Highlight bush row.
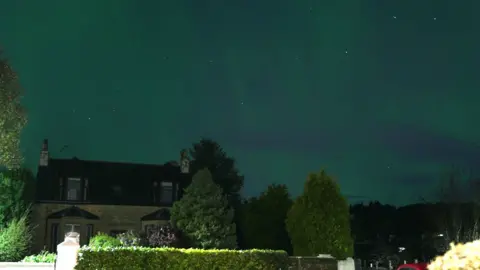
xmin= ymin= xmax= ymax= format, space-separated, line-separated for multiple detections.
xmin=76 ymin=246 xmax=289 ymax=270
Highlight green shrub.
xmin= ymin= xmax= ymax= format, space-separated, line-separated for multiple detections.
xmin=76 ymin=246 xmax=289 ymax=270
xmin=116 ymin=230 xmax=143 ymax=247
xmin=0 ymin=214 xmax=33 ymax=262
xmin=88 ymin=232 xmax=122 ymax=248
xmin=21 ymin=250 xmax=56 ymax=263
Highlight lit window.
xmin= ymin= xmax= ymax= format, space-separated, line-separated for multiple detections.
xmin=67 ymin=178 xmax=81 ymax=200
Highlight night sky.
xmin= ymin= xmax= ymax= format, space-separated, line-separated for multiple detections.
xmin=1 ymin=1 xmax=479 ymax=205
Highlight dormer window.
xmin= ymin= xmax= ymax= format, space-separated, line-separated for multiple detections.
xmin=160 ymin=182 xmax=173 ymax=204
xmin=66 ymin=178 xmax=81 ymax=201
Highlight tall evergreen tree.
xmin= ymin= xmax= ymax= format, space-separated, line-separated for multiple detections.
xmin=171 ymin=168 xmax=237 ymax=249
xmin=240 ymin=184 xmax=292 ymax=253
xmin=286 ymin=169 xmax=353 ymax=259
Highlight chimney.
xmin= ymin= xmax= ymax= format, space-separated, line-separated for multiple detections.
xmin=39 ymin=139 xmax=49 ymax=167
xmin=180 ymin=149 xmax=189 ymax=174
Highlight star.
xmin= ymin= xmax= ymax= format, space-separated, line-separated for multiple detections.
xmin=345 ymin=49 xmax=348 ymax=54
xmin=433 ymin=17 xmax=437 ymax=20
xmin=393 ymin=16 xmax=397 ymax=19
xmin=87 ymin=117 xmax=91 ymax=120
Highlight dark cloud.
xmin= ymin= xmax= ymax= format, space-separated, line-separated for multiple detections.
xmin=392 ymin=172 xmax=438 ymax=186
xmin=218 ymin=128 xmax=344 ymax=155
xmin=378 ymin=124 xmax=480 ymax=168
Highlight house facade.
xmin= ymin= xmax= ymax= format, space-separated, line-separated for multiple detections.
xmin=31 ymin=139 xmax=191 ymax=252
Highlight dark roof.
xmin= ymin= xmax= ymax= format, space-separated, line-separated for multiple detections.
xmin=47 ymin=158 xmax=181 ymax=181
xmin=36 ymin=157 xmax=189 ymax=205
xmin=141 ymin=208 xmax=171 ymax=221
xmin=47 ymin=206 xmax=99 ymax=220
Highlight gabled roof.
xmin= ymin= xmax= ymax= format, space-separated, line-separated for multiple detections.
xmin=47 ymin=206 xmax=99 ymax=220
xmin=141 ymin=208 xmax=171 ymax=221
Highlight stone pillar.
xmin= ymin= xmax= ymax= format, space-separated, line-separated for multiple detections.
xmin=56 ymin=232 xmax=80 ymax=270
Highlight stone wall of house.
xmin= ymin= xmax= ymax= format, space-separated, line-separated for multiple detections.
xmin=31 ymin=203 xmax=168 ymax=252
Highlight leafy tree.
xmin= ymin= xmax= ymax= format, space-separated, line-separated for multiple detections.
xmin=146 ymin=224 xmax=180 ymax=248
xmin=240 ymin=184 xmax=292 ymax=253
xmin=0 ymin=172 xmax=28 ymax=228
xmin=286 ymin=169 xmax=353 ymax=259
xmin=0 ymin=51 xmax=27 ymax=168
xmin=0 ymin=210 xmax=33 ymax=262
xmin=171 ymin=168 xmax=237 ymax=249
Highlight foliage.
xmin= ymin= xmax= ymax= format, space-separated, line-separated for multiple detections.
xmin=147 ymin=224 xmax=180 ymax=248
xmin=21 ymin=250 xmax=56 ymax=263
xmin=171 ymin=168 xmax=237 ymax=249
xmin=0 ymin=51 xmax=27 ymax=168
xmin=116 ymin=230 xmax=143 ymax=247
xmin=428 ymin=240 xmax=480 ymax=270
xmin=75 ymin=246 xmax=289 ymax=270
xmin=0 ymin=172 xmax=28 ymax=227
xmin=188 ymin=138 xmax=246 ymax=247
xmin=2 ymin=168 xmax=35 ymax=205
xmin=286 ymin=169 xmax=353 ymax=259
xmin=188 ymin=138 xmax=244 ymax=205
xmin=88 ymin=232 xmax=122 ymax=248
xmin=0 ymin=211 xmax=33 ymax=262
xmin=240 ymin=184 xmax=292 ymax=253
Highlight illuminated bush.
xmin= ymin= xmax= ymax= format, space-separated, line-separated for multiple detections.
xmin=428 ymin=240 xmax=480 ymax=270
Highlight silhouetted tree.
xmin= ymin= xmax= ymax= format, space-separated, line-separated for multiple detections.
xmin=286 ymin=169 xmax=353 ymax=258
xmin=0 ymin=51 xmax=27 ymax=168
xmin=431 ymin=167 xmax=480 ymax=244
xmin=188 ymin=138 xmax=243 ymax=205
xmin=171 ymin=168 xmax=237 ymax=249
xmin=240 ymin=184 xmax=292 ymax=253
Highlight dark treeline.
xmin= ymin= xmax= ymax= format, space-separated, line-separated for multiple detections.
xmin=350 ymin=201 xmax=480 ymax=264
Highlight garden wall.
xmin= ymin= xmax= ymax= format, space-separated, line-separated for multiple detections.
xmin=0 ymin=262 xmax=54 ymax=269
xmin=288 ymin=256 xmax=354 ymax=270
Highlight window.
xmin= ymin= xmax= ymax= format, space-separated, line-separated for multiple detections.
xmin=86 ymin=224 xmax=94 ymax=244
xmin=64 ymin=224 xmax=80 ymax=239
xmin=160 ymin=182 xmax=173 ymax=203
xmin=66 ymin=178 xmax=81 ymax=200
xmin=50 ymin=223 xmax=59 ymax=252
xmin=144 ymin=224 xmax=155 ymax=237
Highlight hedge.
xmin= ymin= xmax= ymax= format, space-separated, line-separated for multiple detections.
xmin=75 ymin=246 xmax=289 ymax=270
